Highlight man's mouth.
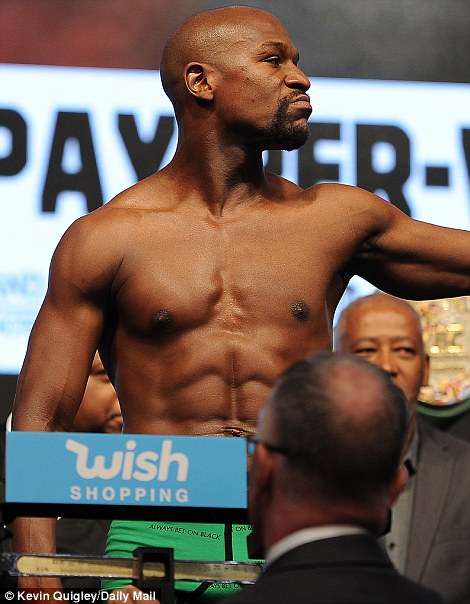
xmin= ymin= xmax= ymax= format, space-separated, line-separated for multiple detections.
xmin=289 ymin=94 xmax=312 ymax=114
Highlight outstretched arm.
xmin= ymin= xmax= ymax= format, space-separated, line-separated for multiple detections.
xmin=346 ymin=186 xmax=470 ymax=300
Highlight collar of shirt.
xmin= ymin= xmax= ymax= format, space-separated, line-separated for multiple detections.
xmin=265 ymin=525 xmax=367 ymax=568
xmin=405 ymin=427 xmax=419 ymax=477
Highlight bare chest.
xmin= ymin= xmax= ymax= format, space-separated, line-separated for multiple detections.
xmin=113 ymin=212 xmax=348 ymax=336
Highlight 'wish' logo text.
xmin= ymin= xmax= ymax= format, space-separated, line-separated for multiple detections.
xmin=66 ymin=438 xmax=189 ymax=482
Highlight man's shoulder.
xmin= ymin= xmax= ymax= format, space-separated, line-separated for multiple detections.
xmin=266 ymin=175 xmax=356 ymax=201
xmin=419 ymin=418 xmax=470 ymax=458
xmin=418 ymin=419 xmax=470 ymax=493
xmin=297 ymin=182 xmax=395 ymax=218
xmin=220 ymin=556 xmax=443 ymax=604
xmin=60 ymin=175 xmax=169 ymax=238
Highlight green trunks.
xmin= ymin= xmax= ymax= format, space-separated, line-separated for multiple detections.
xmin=102 ymin=520 xmax=262 ymax=602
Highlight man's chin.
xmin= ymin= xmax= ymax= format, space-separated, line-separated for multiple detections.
xmin=282 ymin=124 xmax=309 ymax=150
xmin=268 ymin=131 xmax=309 ymax=152
xmin=283 ymin=138 xmax=308 ymax=151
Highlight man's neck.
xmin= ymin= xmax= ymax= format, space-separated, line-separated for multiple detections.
xmin=263 ymin=497 xmax=385 ymax=553
xmin=167 ymin=142 xmax=269 ymax=212
xmin=265 ymin=525 xmax=367 ymax=567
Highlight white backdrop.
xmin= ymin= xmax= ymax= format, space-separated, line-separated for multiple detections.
xmin=1 ymin=64 xmax=469 ymax=373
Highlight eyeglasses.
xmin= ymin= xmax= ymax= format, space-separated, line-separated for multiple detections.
xmin=246 ymin=434 xmax=290 ymax=457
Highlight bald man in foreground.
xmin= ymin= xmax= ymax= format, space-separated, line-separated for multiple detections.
xmin=11 ymin=5 xmax=470 ymax=601
xmin=221 ymin=352 xmax=443 ymax=604
xmin=335 ymin=294 xmax=470 ymax=604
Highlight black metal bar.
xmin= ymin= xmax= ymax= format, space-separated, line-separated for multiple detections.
xmin=134 ymin=546 xmax=174 ymax=602
xmin=0 ymin=502 xmax=248 ymax=525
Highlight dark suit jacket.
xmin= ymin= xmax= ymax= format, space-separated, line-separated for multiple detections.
xmin=404 ymin=420 xmax=470 ymax=604
xmin=223 ymin=534 xmax=443 ymax=604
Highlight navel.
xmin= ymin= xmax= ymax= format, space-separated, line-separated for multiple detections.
xmin=150 ymin=309 xmax=173 ymax=331
xmin=291 ymin=300 xmax=310 ymax=322
xmin=222 ymin=426 xmax=247 ymax=437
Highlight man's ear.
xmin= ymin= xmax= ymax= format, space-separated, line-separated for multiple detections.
xmin=185 ymin=62 xmax=215 ymax=101
xmin=388 ymin=462 xmax=408 ymax=507
xmin=252 ymin=444 xmax=277 ymax=501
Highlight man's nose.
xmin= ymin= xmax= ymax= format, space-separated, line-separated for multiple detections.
xmin=376 ymin=349 xmax=398 ymax=376
xmin=285 ymin=65 xmax=310 ymax=91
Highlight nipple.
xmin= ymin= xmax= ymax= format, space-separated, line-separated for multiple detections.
xmin=291 ymin=300 xmax=310 ymax=321
xmin=151 ymin=309 xmax=173 ymax=330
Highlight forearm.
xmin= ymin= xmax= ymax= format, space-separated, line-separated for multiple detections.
xmin=12 ymin=355 xmax=92 ymax=433
xmin=12 ymin=292 xmax=105 ymax=434
xmin=12 ymin=516 xmax=62 ymax=589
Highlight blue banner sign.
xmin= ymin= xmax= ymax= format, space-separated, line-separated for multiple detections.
xmin=6 ymin=432 xmax=248 ymax=508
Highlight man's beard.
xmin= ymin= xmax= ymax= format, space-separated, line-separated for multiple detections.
xmin=262 ymin=94 xmax=310 ymax=151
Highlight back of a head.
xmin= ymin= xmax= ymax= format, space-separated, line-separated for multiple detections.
xmin=269 ymin=352 xmax=408 ymax=503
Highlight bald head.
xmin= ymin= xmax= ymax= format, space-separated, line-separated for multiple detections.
xmin=335 ymin=293 xmax=428 ymax=408
xmin=160 ymin=6 xmax=289 ymax=112
xmin=336 ymin=294 xmax=423 ymax=348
